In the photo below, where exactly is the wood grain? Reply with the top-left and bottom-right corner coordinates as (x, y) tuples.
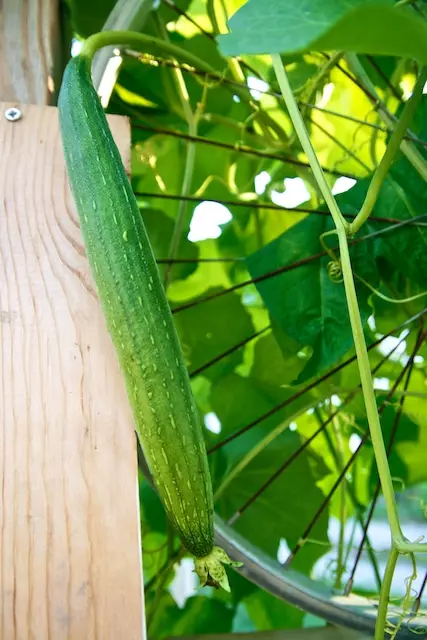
(0, 103), (145, 639)
(0, 0), (61, 104)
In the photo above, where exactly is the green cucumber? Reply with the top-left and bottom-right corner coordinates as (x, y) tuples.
(58, 51), (240, 589)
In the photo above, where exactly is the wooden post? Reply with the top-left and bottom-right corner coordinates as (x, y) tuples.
(0, 103), (145, 638)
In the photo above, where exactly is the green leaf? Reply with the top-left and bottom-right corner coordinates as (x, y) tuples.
(209, 372), (287, 463)
(307, 65), (381, 178)
(148, 592), (234, 639)
(118, 32), (235, 122)
(245, 214), (378, 382)
(171, 34), (235, 119)
(167, 241), (233, 302)
(218, 0), (427, 63)
(279, 54), (321, 94)
(368, 179), (427, 289)
(118, 55), (182, 115)
(335, 133), (427, 293)
(243, 589), (304, 630)
(250, 330), (305, 393)
(139, 475), (167, 534)
(142, 531), (168, 584)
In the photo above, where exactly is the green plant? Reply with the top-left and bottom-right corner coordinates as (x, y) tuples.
(220, 0), (427, 637)
(60, 0), (427, 637)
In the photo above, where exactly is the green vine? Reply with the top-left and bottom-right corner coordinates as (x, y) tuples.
(350, 67), (427, 235)
(346, 52), (427, 184)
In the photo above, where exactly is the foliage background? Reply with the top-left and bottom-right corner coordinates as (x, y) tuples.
(62, 0), (427, 635)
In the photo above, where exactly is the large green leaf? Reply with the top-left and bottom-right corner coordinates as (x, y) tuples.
(142, 531), (168, 584)
(373, 97), (427, 289)
(245, 214), (378, 382)
(148, 593), (234, 639)
(132, 135), (185, 220)
(368, 179), (427, 288)
(242, 589), (304, 630)
(307, 63), (381, 178)
(215, 429), (331, 574)
(250, 330), (305, 393)
(209, 372), (288, 466)
(218, 0), (427, 62)
(118, 32), (235, 123)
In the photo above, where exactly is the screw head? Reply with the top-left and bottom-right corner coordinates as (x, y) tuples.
(5, 107), (22, 122)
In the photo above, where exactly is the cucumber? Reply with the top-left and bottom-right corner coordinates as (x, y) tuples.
(58, 52), (240, 589)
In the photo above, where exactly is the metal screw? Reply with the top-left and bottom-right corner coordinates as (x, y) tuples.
(5, 107), (22, 122)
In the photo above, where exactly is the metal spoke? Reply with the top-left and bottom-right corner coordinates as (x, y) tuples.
(189, 326), (270, 378)
(138, 191), (415, 226)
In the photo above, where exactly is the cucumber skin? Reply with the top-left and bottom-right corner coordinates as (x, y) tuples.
(58, 55), (214, 558)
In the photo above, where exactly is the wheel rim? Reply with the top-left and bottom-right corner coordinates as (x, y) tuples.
(215, 515), (425, 638)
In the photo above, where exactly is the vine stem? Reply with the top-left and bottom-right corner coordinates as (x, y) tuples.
(337, 227), (401, 539)
(346, 52), (427, 183)
(271, 52), (427, 640)
(81, 30), (288, 157)
(91, 0), (153, 96)
(271, 56), (348, 232)
(300, 51), (345, 119)
(81, 31), (219, 71)
(330, 409), (346, 591)
(375, 547), (399, 640)
(350, 66), (427, 235)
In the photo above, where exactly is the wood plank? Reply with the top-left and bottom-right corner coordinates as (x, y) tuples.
(166, 629), (372, 640)
(0, 103), (145, 639)
(0, 0), (62, 104)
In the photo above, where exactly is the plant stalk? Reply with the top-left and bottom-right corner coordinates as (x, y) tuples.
(375, 547), (399, 640)
(350, 67), (427, 235)
(346, 53), (427, 183)
(272, 55), (349, 232)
